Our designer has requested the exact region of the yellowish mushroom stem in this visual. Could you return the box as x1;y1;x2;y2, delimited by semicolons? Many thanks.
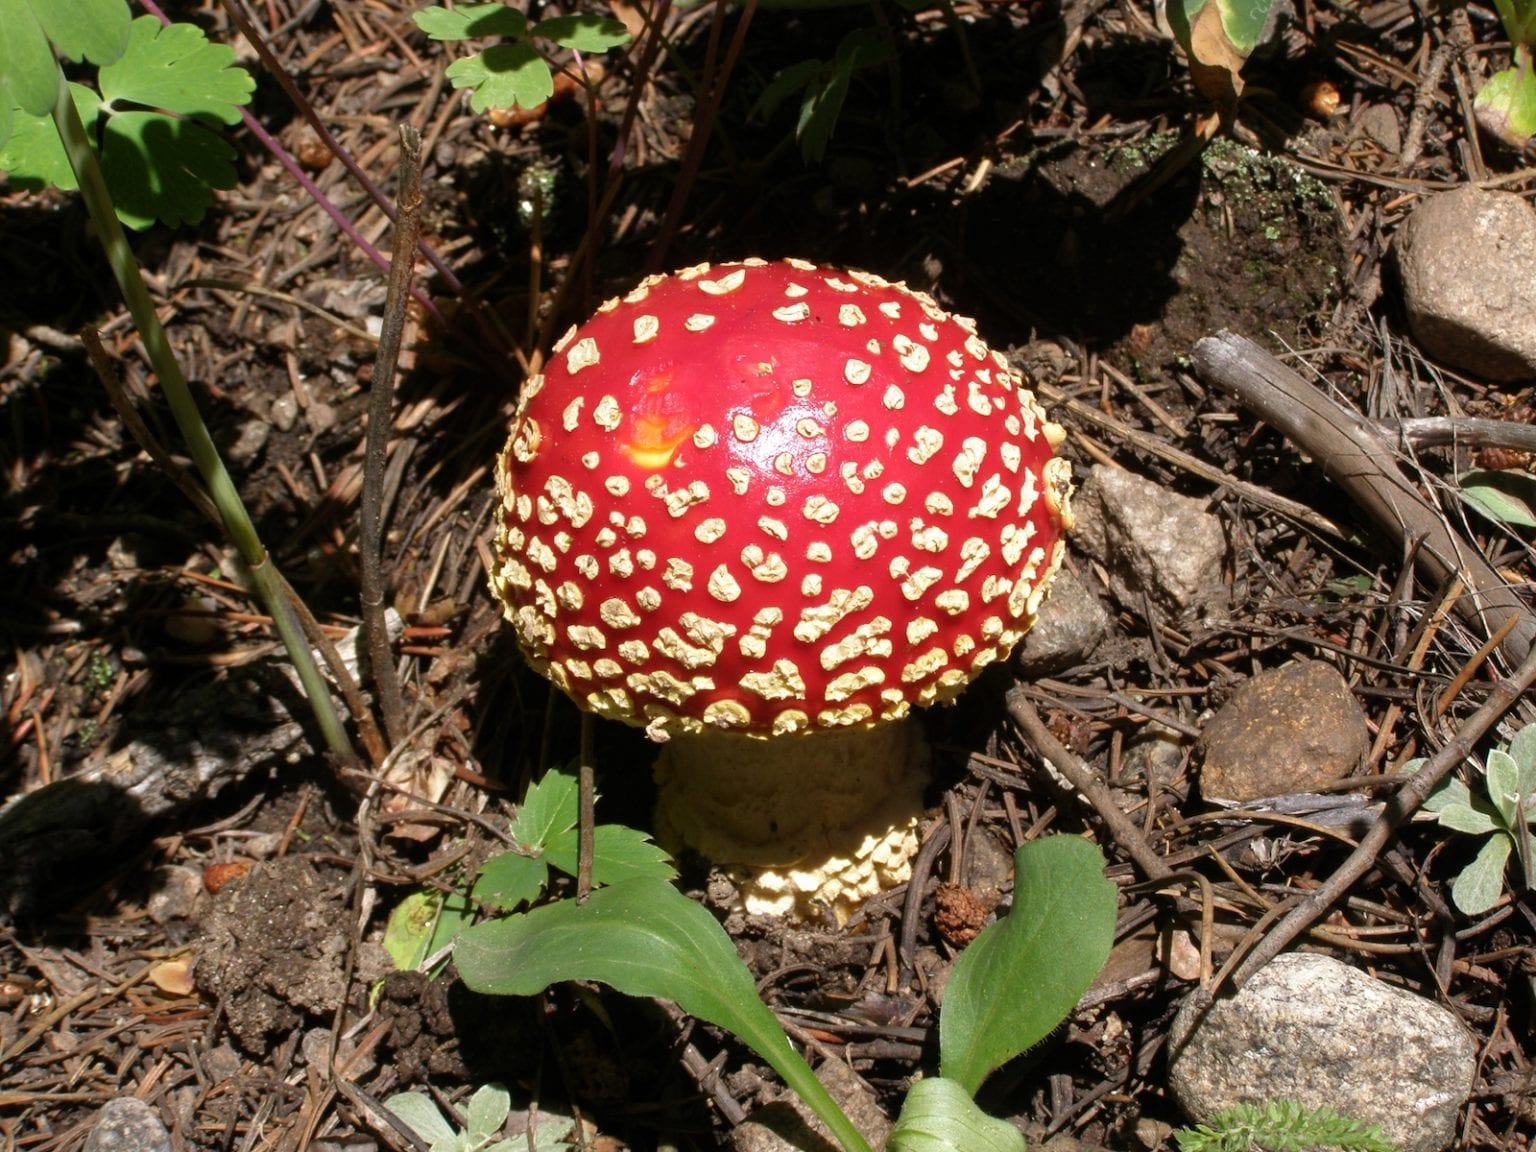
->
653;719;930;921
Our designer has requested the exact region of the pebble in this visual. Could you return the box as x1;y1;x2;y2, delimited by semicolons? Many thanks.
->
84;1098;171;1152
1197;659;1366;802
1169;952;1477;1152
146;865;206;924
1016;565;1110;675
1396;187;1536;381
1070;465;1229;622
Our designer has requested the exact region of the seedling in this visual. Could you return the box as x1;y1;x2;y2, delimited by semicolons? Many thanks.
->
412;3;631;114
752;28;891;164
1175;1100;1399;1152
453;835;1117;1152
385;1083;523;1152
1474;0;1536;146
1411;725;1536;915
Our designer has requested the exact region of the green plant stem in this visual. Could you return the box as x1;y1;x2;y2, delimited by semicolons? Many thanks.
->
51;66;357;769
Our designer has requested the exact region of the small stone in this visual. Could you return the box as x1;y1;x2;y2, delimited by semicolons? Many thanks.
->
146;865;205;924
733;1057;891;1152
1016;565;1109;675
224;418;269;465
1197;660;1366;802
1356;103;1401;154
1070;465;1228;622
270;393;299;432
1169;952;1477;1152
84;1098;171;1152
1396;187;1536;381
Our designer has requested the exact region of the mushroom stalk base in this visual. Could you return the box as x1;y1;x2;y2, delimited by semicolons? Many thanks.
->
653;719;929;921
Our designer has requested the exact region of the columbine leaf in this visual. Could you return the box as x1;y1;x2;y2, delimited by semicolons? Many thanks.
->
510;767;579;851
543;823;677;886
0;81;100;190
98;16;253;127
938;837;1117;1096
384;1091;458;1150
531;15;632;53
1451;834;1511;915
455;878;872;1152
887;1077;1025;1152
28;0;133;66
473;850;550;911
0;0;60;123
446;43;554;112
414;3;530;42
99;109;239;228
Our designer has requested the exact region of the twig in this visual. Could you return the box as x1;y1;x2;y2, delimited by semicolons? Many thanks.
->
1192;332;1536;667
1226;636;1536;987
577;712;596;903
1006;691;1174;883
1386;415;1536;455
361;127;424;748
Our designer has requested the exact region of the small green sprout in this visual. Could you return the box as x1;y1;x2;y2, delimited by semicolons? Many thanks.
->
751;28;891;164
1474;0;1536;146
413;3;630;114
1175;1100;1400;1152
1411;726;1536;915
385;1083;522;1152
1;7;254;228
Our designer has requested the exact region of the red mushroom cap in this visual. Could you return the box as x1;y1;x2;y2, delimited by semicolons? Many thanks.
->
491;258;1072;741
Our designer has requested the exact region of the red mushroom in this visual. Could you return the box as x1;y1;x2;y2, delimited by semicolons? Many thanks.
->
491;259;1072;918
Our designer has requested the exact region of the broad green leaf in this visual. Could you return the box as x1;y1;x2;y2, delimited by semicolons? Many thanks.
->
100;110;240;228
28;0;133;66
455;878;872;1152
1509;725;1536;774
1433;799;1500;837
510;767;579;850
447;43;554;112
1170;0;1283;57
384;1091;458;1149
0;0;58;123
472;850;550;911
0;82;100;190
939;837;1117;1095
1451;834;1511;915
1474;45;1536;148
1487;749;1523;827
465;1084;512;1141
543;824;677;886
383;887;477;970
1458;468;1536;530
887;1077;1025;1152
531;15;632;53
98;16;253;126
414;3;530;42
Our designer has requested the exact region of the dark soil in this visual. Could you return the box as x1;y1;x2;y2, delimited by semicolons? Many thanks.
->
3;1;1535;1150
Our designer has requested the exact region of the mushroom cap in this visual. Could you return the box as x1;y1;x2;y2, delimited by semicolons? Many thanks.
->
491;258;1072;741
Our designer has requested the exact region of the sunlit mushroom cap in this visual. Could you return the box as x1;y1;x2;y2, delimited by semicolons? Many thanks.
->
491;258;1072;742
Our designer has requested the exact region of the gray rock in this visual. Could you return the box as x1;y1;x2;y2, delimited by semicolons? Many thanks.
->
1397;187;1536;381
146;864;205;924
84;1098;171;1152
1069;465;1228;622
1016;565;1110;675
1197;660;1366;802
1169;952;1477;1152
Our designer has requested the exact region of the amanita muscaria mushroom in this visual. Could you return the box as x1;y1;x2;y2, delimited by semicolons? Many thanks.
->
491;258;1072;919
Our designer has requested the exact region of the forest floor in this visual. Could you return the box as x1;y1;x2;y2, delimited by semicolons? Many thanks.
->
2;0;1535;1149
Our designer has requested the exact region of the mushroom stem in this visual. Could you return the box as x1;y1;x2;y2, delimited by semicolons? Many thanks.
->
653;719;930;920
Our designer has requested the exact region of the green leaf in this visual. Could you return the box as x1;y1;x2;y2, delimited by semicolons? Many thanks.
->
383;887;477;970
1433;798;1500;837
531;15;632;53
1474;47;1536;147
0;0;60;124
1508;725;1536;774
1487;749;1523;827
938;837;1117;1095
1451;833;1511;915
543;824;677;886
447;43;554;112
1169;0;1284;58
455;878;873;1152
473;850;550;911
1422;775;1470;814
465;1084;512;1142
510;767;579;850
887;1077;1025;1152
1458;468;1536;530
384;1091;458;1150
0;81;99;190
414;3;530;42
28;0;133;66
98;16;253;127
99;110;240;228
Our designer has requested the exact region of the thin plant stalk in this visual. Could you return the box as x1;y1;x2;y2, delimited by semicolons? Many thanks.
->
51;66;358;769
360;126;424;748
